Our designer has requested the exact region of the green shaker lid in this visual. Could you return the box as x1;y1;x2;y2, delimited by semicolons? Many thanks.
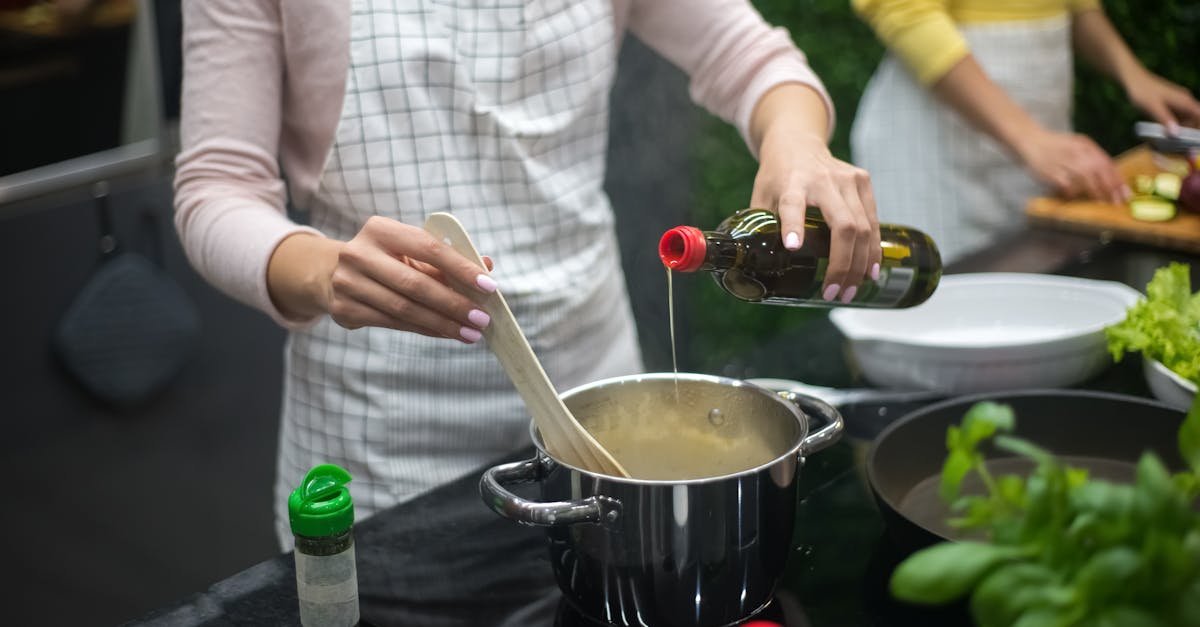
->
288;464;354;538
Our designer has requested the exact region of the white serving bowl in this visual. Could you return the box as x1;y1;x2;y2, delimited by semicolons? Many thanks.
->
1143;357;1197;412
828;273;1142;394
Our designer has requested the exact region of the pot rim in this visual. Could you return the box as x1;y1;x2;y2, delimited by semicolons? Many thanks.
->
530;372;809;486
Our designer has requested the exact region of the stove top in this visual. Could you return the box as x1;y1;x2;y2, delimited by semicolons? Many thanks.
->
134;361;1157;627
553;593;801;627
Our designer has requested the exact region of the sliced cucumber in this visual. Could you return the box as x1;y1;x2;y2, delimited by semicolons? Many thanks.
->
1134;174;1156;195
1129;195;1177;222
1154;172;1182;201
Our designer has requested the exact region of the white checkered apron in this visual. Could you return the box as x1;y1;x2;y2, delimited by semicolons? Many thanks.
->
274;0;644;544
851;16;1073;263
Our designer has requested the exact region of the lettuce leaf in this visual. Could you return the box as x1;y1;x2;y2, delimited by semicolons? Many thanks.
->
1105;263;1200;385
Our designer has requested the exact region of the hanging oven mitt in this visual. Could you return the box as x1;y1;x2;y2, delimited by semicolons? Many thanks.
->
52;183;201;407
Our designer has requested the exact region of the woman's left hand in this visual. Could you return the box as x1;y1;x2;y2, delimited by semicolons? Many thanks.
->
752;126;882;304
1124;70;1200;132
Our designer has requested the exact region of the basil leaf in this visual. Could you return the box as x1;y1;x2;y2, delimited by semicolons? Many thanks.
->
962;402;1015;447
940;448;974;502
1070;481;1136;519
1181;395;1200;476
890;541;1023;605
995;435;1055;467
1010;605;1078;627
1073;546;1144;604
1088;606;1168;627
969;562;1062;627
1134;453;1179;523
1176;577;1200;627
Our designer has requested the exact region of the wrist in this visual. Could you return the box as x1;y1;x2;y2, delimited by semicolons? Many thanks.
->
760;122;826;151
268;232;343;321
1115;62;1149;98
1006;120;1050;166
750;83;830;152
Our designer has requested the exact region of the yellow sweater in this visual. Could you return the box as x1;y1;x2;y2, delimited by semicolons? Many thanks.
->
853;0;1102;85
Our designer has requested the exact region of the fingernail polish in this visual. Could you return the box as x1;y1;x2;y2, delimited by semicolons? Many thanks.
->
460;326;482;343
870;263;880;281
468;309;491;328
840;285;858;304
784;232;801;250
822;284;840;302
476;274;497;293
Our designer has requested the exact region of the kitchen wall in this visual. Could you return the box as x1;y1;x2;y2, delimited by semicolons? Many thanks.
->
0;176;287;625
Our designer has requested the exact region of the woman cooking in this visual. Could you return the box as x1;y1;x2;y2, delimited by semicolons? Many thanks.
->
850;0;1200;263
174;0;882;549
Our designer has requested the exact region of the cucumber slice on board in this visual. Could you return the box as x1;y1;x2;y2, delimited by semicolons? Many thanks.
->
1129;195;1177;222
1134;174;1155;195
1154;172;1182;201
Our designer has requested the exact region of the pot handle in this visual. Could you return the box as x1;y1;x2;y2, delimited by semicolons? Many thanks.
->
775;390;845;456
480;457;621;527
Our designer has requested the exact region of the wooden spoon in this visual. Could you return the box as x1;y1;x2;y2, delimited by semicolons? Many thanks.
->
423;212;631;478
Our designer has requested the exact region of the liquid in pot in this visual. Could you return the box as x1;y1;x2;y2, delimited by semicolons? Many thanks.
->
565;377;802;481
587;417;779;480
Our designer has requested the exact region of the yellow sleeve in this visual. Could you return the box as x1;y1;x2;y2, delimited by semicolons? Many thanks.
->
1069;0;1101;13
852;0;971;86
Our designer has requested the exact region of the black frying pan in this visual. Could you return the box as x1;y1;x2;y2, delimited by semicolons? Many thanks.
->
867;389;1187;553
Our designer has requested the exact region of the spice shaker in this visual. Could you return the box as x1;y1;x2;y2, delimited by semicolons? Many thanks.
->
289;463;360;626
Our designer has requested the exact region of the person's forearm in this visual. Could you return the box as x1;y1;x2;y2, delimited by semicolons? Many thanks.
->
1071;8;1144;89
929;55;1044;163
267;233;344;321
748;83;831;151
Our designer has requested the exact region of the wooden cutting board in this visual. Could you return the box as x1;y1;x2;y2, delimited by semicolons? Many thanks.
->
1025;146;1200;253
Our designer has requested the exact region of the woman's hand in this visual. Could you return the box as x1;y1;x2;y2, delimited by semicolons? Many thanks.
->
1123;70;1200;133
750;86;881;304
269;217;497;343
1016;129;1128;205
1069;9;1200;131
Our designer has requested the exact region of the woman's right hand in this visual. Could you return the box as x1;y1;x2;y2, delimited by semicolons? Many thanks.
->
269;217;496;343
1018;129;1129;205
328;216;497;342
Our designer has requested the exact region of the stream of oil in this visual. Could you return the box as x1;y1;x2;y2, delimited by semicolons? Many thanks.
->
667;267;679;402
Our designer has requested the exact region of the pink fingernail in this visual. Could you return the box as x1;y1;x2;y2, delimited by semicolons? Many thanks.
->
476;274;497;293
840;285;858;304
460;326;482;343
822;284;840;302
870;263;880;281
784;232;801;250
468;309;491;328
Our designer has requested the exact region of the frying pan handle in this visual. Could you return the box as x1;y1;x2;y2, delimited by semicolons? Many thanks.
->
480;457;621;527
776;391;845;456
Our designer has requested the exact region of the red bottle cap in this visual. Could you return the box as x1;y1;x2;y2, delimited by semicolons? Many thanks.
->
659;226;706;272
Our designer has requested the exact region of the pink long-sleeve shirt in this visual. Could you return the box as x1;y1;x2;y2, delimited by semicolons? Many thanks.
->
174;0;834;326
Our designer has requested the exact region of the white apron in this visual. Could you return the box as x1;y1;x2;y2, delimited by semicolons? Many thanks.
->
850;16;1073;263
274;0;644;545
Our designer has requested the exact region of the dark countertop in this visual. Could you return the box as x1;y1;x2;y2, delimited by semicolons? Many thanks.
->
128;228;1200;627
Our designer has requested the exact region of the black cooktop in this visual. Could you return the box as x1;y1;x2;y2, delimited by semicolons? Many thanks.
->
131;358;1152;627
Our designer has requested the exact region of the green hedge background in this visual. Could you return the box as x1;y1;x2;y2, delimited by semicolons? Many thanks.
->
684;0;1200;372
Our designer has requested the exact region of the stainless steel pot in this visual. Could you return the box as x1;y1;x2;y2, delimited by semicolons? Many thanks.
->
480;373;844;627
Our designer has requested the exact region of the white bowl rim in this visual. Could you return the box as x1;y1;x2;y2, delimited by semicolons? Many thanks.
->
829;272;1143;350
1147;357;1199;394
